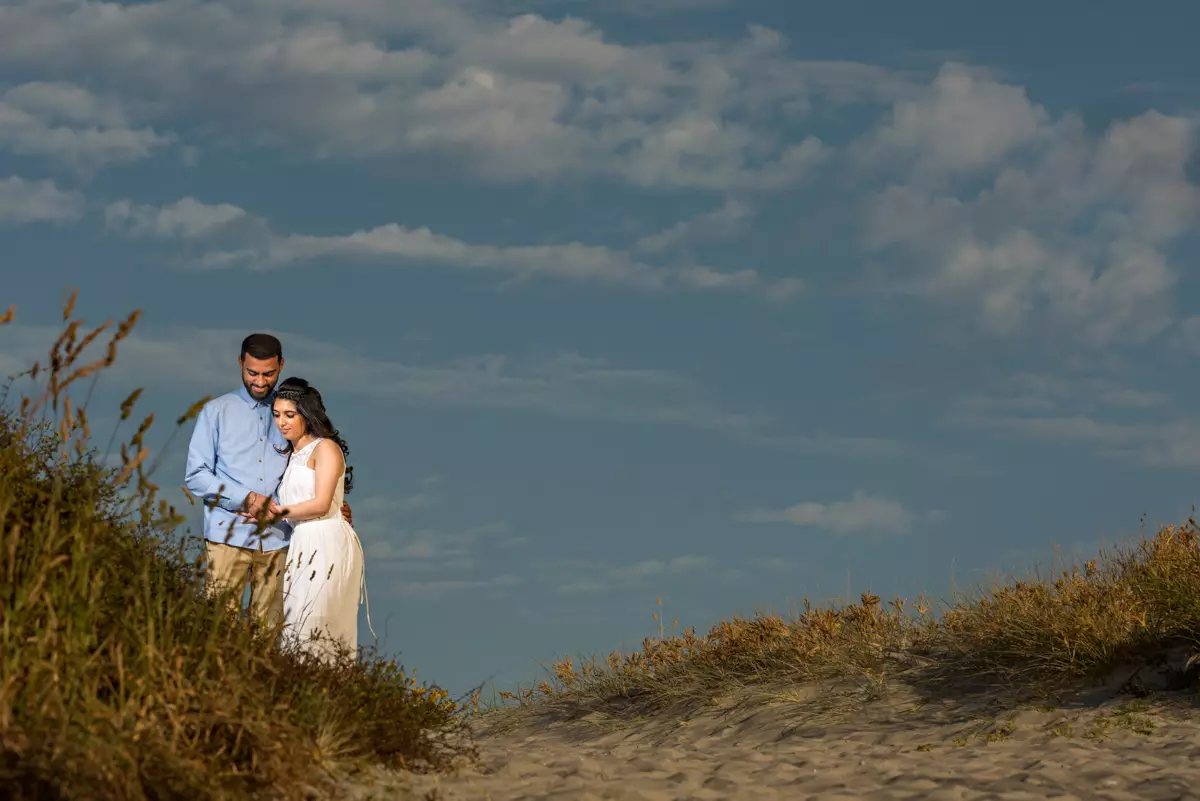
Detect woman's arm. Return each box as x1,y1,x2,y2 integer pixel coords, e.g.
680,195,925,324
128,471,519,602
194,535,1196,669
275,440,345,522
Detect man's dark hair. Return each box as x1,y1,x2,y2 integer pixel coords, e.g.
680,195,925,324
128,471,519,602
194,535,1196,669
240,333,283,362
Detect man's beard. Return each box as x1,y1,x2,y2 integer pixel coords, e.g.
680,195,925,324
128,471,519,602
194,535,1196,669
244,380,273,399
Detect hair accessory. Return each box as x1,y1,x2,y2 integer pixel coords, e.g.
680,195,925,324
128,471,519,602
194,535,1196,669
275,377,311,402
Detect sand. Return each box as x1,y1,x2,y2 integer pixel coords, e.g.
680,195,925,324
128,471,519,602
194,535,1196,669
333,683,1200,800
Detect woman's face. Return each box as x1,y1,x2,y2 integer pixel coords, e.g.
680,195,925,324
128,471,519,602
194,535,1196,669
272,398,305,442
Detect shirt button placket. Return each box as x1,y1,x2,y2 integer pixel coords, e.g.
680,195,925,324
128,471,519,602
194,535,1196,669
259,407,266,482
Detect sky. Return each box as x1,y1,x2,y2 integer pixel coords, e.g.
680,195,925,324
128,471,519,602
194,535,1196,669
3,0,1200,698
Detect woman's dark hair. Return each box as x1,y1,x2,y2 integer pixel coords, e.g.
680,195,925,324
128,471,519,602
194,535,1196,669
272,377,354,494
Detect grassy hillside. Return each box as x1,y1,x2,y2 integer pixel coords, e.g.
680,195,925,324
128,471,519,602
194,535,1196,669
498,523,1200,722
0,295,474,800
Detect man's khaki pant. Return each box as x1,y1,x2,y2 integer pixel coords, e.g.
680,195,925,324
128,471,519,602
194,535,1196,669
204,541,288,631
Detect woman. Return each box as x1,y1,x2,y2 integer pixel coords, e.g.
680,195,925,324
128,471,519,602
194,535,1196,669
270,377,371,660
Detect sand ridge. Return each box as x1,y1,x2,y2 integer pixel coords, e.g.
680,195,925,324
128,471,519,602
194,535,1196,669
331,685,1200,800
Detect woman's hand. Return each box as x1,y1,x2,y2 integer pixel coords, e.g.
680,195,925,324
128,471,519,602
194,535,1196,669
269,499,287,519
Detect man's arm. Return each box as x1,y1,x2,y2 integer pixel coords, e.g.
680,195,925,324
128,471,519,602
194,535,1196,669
184,404,255,513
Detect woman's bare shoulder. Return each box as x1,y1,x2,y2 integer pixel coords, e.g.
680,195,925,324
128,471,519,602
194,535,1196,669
314,438,344,467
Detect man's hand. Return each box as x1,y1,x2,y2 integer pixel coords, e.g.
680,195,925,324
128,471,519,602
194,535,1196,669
241,491,267,520
341,501,353,527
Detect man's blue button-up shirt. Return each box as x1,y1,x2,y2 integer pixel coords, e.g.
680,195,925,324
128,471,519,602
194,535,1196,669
184,385,292,551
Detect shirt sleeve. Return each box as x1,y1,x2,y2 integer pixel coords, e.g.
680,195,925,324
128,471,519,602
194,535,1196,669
184,404,253,512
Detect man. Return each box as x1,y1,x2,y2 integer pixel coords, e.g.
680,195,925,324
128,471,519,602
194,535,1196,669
185,333,352,628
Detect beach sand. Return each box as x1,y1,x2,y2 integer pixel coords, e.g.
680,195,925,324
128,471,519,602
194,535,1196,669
331,678,1200,800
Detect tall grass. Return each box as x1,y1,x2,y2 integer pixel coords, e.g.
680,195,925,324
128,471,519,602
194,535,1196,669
0,293,475,800
501,527,1200,719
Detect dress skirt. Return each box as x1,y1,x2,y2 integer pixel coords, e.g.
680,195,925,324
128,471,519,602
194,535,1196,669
282,517,364,660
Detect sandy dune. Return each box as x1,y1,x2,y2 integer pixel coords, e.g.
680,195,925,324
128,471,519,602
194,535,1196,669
336,685,1200,800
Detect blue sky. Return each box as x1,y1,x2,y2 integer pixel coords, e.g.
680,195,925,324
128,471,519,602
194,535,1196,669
3,0,1200,697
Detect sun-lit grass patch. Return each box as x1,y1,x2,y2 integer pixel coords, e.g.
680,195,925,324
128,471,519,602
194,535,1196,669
496,515,1200,722
0,292,475,800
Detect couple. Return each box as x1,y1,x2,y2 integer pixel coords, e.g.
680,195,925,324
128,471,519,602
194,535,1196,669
184,333,371,660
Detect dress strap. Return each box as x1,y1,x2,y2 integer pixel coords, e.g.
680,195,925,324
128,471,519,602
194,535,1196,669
346,526,377,642
293,437,323,462
361,569,377,641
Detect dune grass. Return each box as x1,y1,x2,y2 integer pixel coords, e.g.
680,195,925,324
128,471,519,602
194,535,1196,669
0,294,475,800
496,525,1200,723
11,290,1200,796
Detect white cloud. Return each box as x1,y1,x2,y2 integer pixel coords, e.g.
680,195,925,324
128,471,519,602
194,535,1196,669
617,125,829,191
0,0,901,189
1092,111,1200,241
106,195,802,300
858,63,1048,180
0,175,85,223
0,82,171,171
735,490,944,536
105,197,250,239
261,223,668,289
636,197,755,254
859,66,1199,344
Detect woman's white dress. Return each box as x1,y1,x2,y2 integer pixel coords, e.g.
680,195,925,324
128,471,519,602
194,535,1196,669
279,437,368,660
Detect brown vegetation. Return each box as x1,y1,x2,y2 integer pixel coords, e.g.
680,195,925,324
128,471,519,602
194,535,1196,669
496,525,1200,724
0,293,473,800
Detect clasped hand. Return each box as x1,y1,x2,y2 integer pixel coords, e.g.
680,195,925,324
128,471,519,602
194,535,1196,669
239,492,353,526
240,491,287,521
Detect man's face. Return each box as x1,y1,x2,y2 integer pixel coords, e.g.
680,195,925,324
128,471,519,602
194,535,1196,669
240,354,282,401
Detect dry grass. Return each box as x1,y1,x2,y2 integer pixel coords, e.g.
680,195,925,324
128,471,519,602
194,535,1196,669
493,524,1200,726
0,292,476,800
